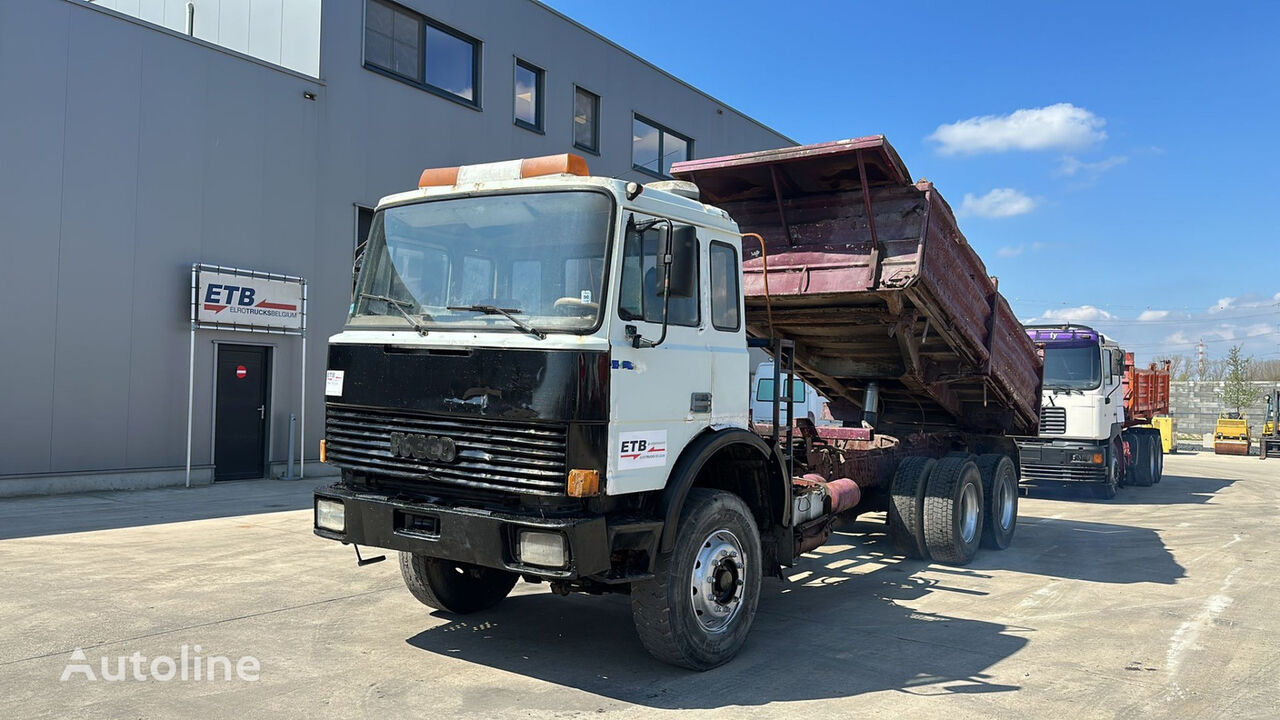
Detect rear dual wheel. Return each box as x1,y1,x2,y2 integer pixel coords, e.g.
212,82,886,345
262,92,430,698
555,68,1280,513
976,454,1018,550
923,457,986,565
1129,433,1156,487
891,454,1016,565
1128,431,1163,487
888,457,935,559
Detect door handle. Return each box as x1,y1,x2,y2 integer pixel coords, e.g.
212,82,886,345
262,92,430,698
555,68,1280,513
257,405,265,420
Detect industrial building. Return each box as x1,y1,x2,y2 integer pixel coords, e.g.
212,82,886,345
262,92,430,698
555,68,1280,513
0,0,793,496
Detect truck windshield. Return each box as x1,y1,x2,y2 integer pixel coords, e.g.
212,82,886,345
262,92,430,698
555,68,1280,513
350,191,613,334
1042,344,1102,390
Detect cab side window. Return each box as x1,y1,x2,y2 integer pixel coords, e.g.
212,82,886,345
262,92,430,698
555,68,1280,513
709,241,740,331
618,219,699,327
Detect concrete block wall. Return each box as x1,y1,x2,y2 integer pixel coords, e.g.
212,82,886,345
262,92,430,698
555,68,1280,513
1169,381,1277,436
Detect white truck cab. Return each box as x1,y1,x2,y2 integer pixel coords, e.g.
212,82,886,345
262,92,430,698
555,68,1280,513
1016,325,1160,498
316,155,783,669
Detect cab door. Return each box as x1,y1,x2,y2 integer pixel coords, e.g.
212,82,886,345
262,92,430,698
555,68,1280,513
607,213,712,495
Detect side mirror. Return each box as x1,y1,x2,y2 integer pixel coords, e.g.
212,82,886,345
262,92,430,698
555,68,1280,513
350,242,366,302
659,225,698,299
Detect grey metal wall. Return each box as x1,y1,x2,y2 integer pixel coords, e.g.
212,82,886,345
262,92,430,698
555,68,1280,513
0,0,792,493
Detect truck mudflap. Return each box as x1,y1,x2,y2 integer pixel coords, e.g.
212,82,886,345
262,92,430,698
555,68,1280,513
1017,441,1109,484
313,484,612,580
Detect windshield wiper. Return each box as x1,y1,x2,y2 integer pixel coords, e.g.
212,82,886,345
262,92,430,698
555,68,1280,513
447,304,546,340
358,293,428,336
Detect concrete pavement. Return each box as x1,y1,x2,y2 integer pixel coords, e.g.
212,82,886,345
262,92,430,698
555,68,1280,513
1,453,1277,719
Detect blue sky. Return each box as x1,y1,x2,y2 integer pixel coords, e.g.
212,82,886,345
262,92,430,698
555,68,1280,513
545,0,1280,364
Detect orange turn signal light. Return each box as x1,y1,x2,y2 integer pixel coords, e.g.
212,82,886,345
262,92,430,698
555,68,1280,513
567,469,600,497
320,439,327,463
1092,453,1103,464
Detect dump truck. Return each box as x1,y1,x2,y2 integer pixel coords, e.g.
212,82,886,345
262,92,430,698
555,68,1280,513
313,136,1042,670
1015,326,1169,498
1214,413,1251,456
1261,390,1280,460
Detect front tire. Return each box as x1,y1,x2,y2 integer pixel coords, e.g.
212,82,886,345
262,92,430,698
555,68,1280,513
631,488,762,671
399,553,518,614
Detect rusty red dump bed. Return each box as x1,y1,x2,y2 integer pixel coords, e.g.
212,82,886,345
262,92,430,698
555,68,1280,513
673,136,1042,436
1124,354,1170,426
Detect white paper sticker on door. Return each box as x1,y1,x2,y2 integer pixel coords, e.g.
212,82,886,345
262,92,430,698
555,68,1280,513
325,370,344,396
619,430,667,469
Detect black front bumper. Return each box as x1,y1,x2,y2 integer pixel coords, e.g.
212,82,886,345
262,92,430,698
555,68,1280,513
313,483,611,579
1016,440,1110,484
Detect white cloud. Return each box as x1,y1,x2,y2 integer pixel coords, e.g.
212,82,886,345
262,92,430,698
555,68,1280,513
1036,305,1114,323
959,188,1038,218
1165,331,1192,345
997,245,1024,258
928,103,1107,155
1137,309,1170,322
1031,241,1049,250
1209,297,1236,313
1245,323,1274,338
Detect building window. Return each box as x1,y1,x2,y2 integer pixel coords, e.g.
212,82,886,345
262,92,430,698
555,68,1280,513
364,0,422,83
514,59,544,132
426,22,479,104
709,241,741,331
573,86,600,154
363,0,481,108
632,115,692,177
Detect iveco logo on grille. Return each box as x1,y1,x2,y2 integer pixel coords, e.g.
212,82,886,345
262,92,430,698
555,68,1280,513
389,432,459,462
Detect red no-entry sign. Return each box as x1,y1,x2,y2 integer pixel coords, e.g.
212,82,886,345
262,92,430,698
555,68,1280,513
235,365,247,379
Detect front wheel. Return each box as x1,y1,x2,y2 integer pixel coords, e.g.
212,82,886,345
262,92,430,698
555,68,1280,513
399,553,518,614
631,489,762,671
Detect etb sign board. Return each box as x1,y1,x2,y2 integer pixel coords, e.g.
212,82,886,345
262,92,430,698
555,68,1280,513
196,270,303,331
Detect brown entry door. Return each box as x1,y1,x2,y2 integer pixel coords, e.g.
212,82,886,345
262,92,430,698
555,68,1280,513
214,345,270,480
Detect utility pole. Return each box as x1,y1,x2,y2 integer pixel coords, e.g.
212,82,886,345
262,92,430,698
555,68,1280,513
1196,338,1203,380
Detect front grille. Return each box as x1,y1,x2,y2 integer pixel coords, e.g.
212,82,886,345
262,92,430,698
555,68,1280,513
325,404,568,496
1039,406,1066,435
1020,462,1106,483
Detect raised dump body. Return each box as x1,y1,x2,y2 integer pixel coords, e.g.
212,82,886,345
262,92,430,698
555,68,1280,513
673,136,1042,436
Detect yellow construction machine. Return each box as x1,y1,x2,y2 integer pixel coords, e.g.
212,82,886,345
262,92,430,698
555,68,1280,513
1261,390,1280,460
1213,412,1251,456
